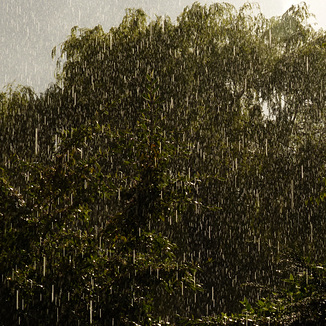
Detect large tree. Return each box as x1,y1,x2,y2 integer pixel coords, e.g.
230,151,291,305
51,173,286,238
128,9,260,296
1,1,326,323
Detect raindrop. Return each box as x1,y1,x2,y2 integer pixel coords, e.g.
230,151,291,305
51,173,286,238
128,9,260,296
51,284,54,302
43,256,46,277
291,180,294,210
35,128,38,155
90,300,93,324
16,290,19,310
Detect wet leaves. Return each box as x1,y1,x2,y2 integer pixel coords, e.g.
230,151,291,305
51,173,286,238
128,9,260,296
1,1,326,325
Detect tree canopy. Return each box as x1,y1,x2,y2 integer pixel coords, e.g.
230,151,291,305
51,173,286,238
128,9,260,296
1,2,326,325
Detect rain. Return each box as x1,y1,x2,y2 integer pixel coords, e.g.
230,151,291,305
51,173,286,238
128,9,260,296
1,0,326,325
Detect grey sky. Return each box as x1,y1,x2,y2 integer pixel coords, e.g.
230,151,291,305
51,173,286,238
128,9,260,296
0,0,323,94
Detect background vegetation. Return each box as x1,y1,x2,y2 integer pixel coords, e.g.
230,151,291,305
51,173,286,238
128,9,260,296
1,1,326,325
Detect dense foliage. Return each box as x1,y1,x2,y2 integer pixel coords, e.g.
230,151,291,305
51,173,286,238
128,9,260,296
1,1,326,325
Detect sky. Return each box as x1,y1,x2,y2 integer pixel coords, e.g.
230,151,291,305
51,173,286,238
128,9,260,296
1,0,325,94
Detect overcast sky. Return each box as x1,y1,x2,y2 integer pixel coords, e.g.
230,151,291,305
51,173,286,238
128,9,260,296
1,0,325,94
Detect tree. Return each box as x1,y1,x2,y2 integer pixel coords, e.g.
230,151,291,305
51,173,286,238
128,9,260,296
0,73,200,325
2,1,326,322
